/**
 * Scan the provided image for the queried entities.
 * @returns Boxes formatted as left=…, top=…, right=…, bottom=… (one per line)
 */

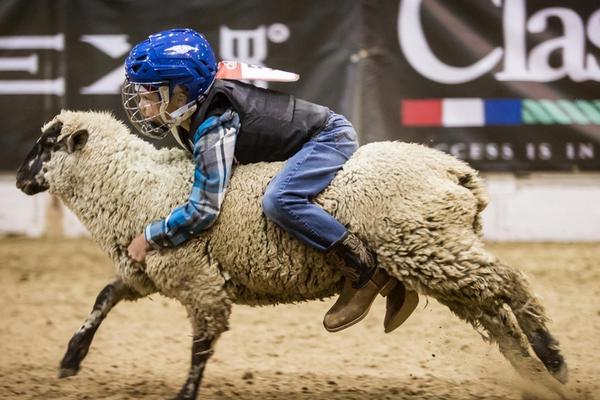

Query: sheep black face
left=16, top=121, right=88, bottom=195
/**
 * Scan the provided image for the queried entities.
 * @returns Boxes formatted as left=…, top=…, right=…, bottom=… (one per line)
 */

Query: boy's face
left=122, top=81, right=192, bottom=140
left=138, top=85, right=187, bottom=124
left=138, top=87, right=162, bottom=123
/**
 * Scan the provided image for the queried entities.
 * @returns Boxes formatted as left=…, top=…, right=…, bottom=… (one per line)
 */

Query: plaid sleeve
left=145, top=110, right=239, bottom=249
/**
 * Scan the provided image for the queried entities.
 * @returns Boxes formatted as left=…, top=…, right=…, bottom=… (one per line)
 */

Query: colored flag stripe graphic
left=401, top=99, right=600, bottom=127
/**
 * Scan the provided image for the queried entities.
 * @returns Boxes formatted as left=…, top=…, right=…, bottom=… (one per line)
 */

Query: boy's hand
left=128, top=233, right=152, bottom=263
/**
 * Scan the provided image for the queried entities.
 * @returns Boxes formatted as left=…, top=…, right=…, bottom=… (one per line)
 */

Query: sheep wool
left=40, top=110, right=565, bottom=390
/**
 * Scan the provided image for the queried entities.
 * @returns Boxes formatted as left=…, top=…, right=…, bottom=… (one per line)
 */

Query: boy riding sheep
left=122, top=28, right=418, bottom=333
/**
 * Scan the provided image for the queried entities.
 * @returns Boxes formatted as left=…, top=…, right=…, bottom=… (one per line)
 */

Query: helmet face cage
left=122, top=80, right=171, bottom=140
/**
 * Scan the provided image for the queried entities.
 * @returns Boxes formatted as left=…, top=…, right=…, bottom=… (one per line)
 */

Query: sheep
left=16, top=110, right=568, bottom=400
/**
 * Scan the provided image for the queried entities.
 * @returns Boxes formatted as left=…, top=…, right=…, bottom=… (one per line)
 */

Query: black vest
left=189, top=79, right=330, bottom=164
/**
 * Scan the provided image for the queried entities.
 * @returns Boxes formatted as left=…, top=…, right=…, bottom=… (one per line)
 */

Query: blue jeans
left=262, top=112, right=359, bottom=252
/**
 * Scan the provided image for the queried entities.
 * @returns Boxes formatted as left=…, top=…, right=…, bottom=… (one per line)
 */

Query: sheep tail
left=448, top=166, right=489, bottom=235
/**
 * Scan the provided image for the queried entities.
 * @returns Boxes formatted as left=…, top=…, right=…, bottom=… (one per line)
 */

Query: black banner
left=0, top=0, right=359, bottom=170
left=360, top=0, right=600, bottom=171
left=1, top=0, right=599, bottom=171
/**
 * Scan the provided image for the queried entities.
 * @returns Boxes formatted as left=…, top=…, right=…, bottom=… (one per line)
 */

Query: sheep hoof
left=528, top=329, right=568, bottom=384
left=552, top=363, right=569, bottom=385
left=172, top=385, right=198, bottom=400
left=173, top=393, right=195, bottom=400
left=58, top=367, right=78, bottom=379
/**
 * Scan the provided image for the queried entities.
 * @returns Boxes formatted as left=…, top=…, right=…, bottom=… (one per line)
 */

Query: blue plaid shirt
left=145, top=110, right=240, bottom=249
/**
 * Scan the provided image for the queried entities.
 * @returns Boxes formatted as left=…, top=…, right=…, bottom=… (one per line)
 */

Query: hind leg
left=497, top=265, right=568, bottom=383
left=526, top=328, right=568, bottom=383
left=478, top=304, right=545, bottom=377
left=440, top=299, right=567, bottom=397
left=479, top=304, right=568, bottom=397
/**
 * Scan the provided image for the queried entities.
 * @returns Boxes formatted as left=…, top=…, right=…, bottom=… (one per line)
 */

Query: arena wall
left=480, top=173, right=600, bottom=241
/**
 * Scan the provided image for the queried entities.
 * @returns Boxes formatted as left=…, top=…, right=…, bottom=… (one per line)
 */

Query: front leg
left=174, top=335, right=216, bottom=400
left=173, top=296, right=231, bottom=400
left=59, top=278, right=144, bottom=378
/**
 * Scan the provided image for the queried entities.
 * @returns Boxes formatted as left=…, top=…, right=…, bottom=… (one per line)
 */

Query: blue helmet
left=123, top=28, right=217, bottom=141
left=125, top=28, right=217, bottom=102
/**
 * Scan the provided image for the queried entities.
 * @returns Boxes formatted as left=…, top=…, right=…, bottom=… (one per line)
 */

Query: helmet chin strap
left=158, top=85, right=198, bottom=150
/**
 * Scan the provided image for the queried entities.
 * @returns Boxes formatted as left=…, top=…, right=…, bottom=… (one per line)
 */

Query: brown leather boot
left=383, top=282, right=419, bottom=333
left=324, top=269, right=397, bottom=332
left=323, top=233, right=395, bottom=332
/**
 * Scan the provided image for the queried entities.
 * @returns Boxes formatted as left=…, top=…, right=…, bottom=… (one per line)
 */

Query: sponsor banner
left=359, top=0, right=600, bottom=171
left=0, top=0, right=358, bottom=171
left=1, top=0, right=599, bottom=171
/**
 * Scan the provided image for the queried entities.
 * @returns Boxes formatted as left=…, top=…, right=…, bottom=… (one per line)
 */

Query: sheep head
left=17, top=109, right=186, bottom=210
left=17, top=112, right=89, bottom=196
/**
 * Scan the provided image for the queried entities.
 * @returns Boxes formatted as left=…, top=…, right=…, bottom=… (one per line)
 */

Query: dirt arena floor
left=0, top=237, right=598, bottom=400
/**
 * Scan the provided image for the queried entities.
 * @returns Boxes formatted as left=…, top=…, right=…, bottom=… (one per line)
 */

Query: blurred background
left=1, top=0, right=599, bottom=240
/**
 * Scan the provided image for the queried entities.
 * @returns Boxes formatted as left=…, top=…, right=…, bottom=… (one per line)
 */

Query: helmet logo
left=165, top=45, right=198, bottom=55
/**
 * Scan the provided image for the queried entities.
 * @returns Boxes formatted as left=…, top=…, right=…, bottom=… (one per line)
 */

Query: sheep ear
left=67, top=129, right=88, bottom=153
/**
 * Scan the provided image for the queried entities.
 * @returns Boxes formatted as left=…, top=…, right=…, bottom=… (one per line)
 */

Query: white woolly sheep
left=16, top=110, right=568, bottom=400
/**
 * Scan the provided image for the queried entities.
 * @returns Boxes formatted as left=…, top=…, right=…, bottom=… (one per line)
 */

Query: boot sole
left=384, top=290, right=419, bottom=333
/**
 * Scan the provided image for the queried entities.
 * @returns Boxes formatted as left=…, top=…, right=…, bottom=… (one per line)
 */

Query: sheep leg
left=440, top=299, right=567, bottom=398
left=174, top=335, right=215, bottom=400
left=499, top=266, right=568, bottom=383
left=58, top=278, right=141, bottom=378
left=479, top=305, right=568, bottom=399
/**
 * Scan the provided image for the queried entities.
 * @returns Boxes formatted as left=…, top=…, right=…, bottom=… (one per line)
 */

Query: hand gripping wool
left=24, top=110, right=568, bottom=399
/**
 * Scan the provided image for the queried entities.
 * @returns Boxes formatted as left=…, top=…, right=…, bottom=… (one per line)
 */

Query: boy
left=123, top=28, right=416, bottom=333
